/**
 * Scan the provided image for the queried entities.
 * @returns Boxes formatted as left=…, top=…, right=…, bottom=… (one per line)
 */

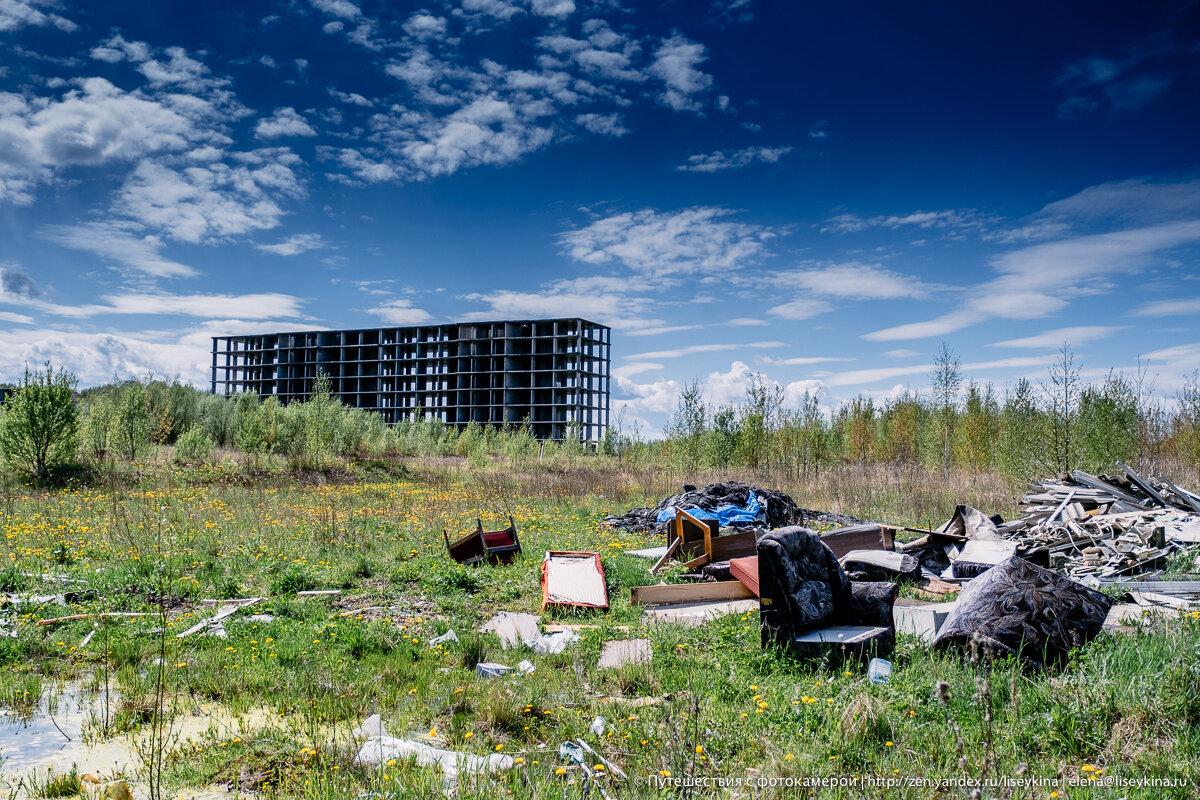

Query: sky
left=1, top=0, right=1199, bottom=436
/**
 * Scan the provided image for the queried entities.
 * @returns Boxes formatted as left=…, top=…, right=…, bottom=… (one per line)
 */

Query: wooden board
left=630, top=581, right=755, bottom=606
left=709, top=530, right=759, bottom=562
left=820, top=525, right=896, bottom=559
left=729, top=556, right=759, bottom=597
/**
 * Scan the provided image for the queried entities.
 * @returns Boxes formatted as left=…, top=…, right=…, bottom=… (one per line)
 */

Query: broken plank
left=680, top=553, right=710, bottom=570
left=37, top=612, right=149, bottom=627
left=630, top=581, right=754, bottom=607
left=297, top=590, right=341, bottom=596
left=176, top=597, right=263, bottom=638
left=649, top=537, right=682, bottom=575
left=708, top=530, right=759, bottom=562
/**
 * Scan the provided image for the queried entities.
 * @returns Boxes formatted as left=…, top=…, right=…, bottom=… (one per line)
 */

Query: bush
left=174, top=424, right=214, bottom=464
left=0, top=364, right=79, bottom=484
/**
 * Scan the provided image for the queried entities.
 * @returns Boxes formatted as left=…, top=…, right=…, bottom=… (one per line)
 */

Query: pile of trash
left=993, top=462, right=1200, bottom=581
left=603, top=481, right=859, bottom=533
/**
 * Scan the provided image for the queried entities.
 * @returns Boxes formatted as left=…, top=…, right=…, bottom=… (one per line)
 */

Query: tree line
left=647, top=344, right=1200, bottom=481
left=1, top=344, right=1198, bottom=485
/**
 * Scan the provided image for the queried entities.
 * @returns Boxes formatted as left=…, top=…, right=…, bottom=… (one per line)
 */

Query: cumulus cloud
left=676, top=145, right=792, bottom=172
left=560, top=207, right=774, bottom=277
left=367, top=297, right=434, bottom=325
left=0, top=76, right=225, bottom=204
left=575, top=112, right=628, bottom=137
left=648, top=34, right=713, bottom=112
left=403, top=11, right=447, bottom=39
left=309, top=0, right=361, bottom=20
left=255, top=107, right=318, bottom=138
left=0, top=0, right=76, bottom=33
left=111, top=152, right=304, bottom=244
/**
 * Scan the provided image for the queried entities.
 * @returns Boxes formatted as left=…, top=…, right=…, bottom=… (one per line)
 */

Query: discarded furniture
left=932, top=555, right=1112, bottom=667
left=820, top=524, right=896, bottom=559
left=757, top=526, right=898, bottom=662
left=541, top=551, right=608, bottom=611
left=729, top=556, right=759, bottom=596
left=630, top=581, right=754, bottom=606
left=893, top=598, right=955, bottom=643
left=443, top=516, right=521, bottom=565
left=839, top=550, right=920, bottom=581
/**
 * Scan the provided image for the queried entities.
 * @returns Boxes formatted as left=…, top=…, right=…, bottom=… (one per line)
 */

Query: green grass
left=0, top=460, right=1197, bottom=798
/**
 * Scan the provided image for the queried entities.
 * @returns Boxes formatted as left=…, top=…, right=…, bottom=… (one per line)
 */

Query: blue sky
left=1, top=0, right=1198, bottom=435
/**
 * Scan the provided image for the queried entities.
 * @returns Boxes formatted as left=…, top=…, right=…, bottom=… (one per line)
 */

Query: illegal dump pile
left=996, top=461, right=1200, bottom=580
left=603, top=471, right=1200, bottom=669
left=602, top=481, right=859, bottom=533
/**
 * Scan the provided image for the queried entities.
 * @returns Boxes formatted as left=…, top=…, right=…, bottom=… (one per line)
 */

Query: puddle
left=0, top=682, right=276, bottom=799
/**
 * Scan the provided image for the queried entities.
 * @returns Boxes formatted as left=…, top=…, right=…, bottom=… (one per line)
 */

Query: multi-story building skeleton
left=210, top=318, right=610, bottom=441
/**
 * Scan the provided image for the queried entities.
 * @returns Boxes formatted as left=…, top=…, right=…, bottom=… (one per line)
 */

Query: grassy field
left=1, top=459, right=1199, bottom=799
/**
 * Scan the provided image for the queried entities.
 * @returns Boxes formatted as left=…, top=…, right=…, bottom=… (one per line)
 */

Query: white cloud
left=0, top=0, right=75, bottom=32
left=403, top=11, right=448, bottom=38
left=255, top=233, right=326, bottom=256
left=824, top=355, right=1058, bottom=388
left=883, top=349, right=919, bottom=359
left=627, top=341, right=784, bottom=360
left=39, top=223, right=196, bottom=277
left=328, top=88, right=375, bottom=107
left=766, top=299, right=834, bottom=320
left=400, top=97, right=555, bottom=178
left=988, top=325, right=1125, bottom=348
left=760, top=356, right=854, bottom=366
left=367, top=298, right=434, bottom=325
left=561, top=207, right=774, bottom=277
left=821, top=208, right=994, bottom=236
left=777, top=263, right=933, bottom=299
left=727, top=317, right=768, bottom=327
left=112, top=153, right=303, bottom=244
left=676, top=146, right=792, bottom=172
left=862, top=311, right=976, bottom=342
left=0, top=311, right=34, bottom=324
left=648, top=35, right=713, bottom=113
left=0, top=318, right=316, bottom=386
left=464, top=276, right=660, bottom=331
left=865, top=218, right=1200, bottom=341
left=0, top=76, right=223, bottom=204
left=575, top=112, right=628, bottom=137
left=1133, top=297, right=1200, bottom=317
left=625, top=324, right=700, bottom=337
left=310, top=0, right=361, bottom=20
left=255, top=107, right=318, bottom=139
left=529, top=0, right=574, bottom=18
left=612, top=362, right=662, bottom=379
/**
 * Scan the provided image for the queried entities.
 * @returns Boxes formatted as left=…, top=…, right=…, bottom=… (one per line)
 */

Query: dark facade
left=210, top=318, right=610, bottom=441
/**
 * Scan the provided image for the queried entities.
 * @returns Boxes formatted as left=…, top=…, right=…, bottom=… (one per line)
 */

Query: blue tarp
left=655, top=492, right=764, bottom=528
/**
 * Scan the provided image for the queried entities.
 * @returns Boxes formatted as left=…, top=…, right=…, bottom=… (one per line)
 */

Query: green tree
left=666, top=380, right=707, bottom=471
left=997, top=378, right=1041, bottom=479
left=0, top=364, right=79, bottom=483
left=1043, top=343, right=1081, bottom=473
left=1077, top=371, right=1139, bottom=472
left=929, top=341, right=962, bottom=477
left=113, top=381, right=153, bottom=462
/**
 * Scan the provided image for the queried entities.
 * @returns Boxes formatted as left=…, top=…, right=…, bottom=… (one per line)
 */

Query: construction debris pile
left=603, top=481, right=859, bottom=533
left=995, top=461, right=1200, bottom=582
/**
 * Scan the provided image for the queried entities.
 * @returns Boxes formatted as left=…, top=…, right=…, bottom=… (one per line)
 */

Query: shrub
left=0, top=364, right=79, bottom=484
left=174, top=424, right=214, bottom=464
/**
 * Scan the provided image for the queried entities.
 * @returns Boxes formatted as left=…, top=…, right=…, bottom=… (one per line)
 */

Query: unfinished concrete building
left=210, top=318, right=611, bottom=441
